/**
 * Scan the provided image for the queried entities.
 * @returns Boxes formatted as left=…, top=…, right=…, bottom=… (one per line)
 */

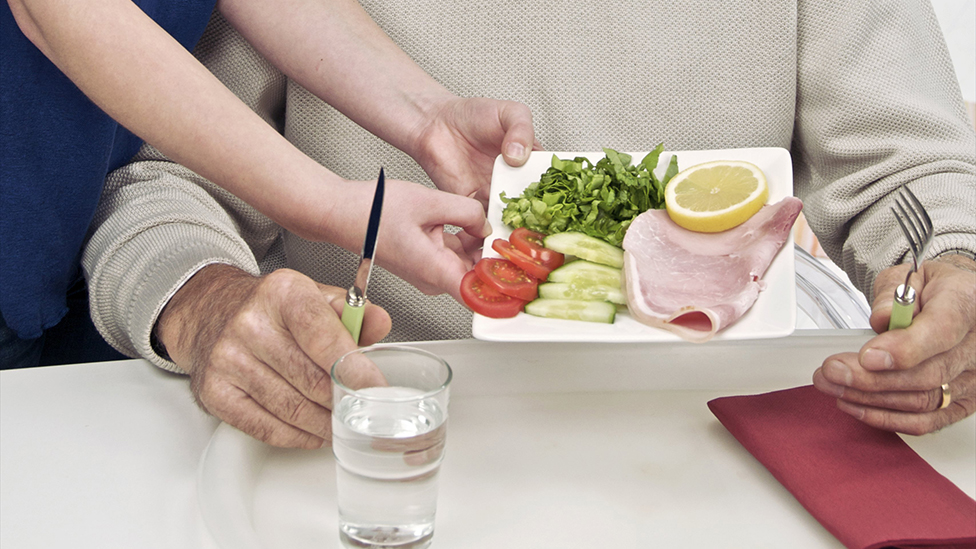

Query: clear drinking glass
left=331, top=345, right=452, bottom=549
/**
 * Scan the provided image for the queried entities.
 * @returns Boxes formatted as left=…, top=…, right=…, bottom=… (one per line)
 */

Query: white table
left=2, top=333, right=974, bottom=548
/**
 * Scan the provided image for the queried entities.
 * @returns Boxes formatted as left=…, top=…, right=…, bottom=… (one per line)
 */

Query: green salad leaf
left=500, top=145, right=679, bottom=247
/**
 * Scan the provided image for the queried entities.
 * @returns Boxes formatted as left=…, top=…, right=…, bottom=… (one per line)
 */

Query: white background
left=932, top=0, right=976, bottom=103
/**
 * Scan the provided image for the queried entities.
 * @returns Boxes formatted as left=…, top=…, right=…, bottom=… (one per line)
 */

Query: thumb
left=869, top=264, right=914, bottom=333
left=498, top=101, right=536, bottom=167
left=319, top=284, right=392, bottom=347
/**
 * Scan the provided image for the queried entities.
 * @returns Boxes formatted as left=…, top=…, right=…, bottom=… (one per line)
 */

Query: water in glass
left=333, top=386, right=447, bottom=548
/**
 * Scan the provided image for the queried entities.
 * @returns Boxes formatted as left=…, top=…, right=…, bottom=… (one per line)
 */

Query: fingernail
left=861, top=348, right=893, bottom=370
left=824, top=360, right=854, bottom=386
left=506, top=142, right=526, bottom=161
left=482, top=219, right=493, bottom=237
left=836, top=399, right=865, bottom=420
left=814, top=371, right=845, bottom=398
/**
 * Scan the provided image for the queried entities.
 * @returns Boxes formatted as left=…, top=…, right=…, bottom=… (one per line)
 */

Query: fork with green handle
left=888, top=186, right=933, bottom=330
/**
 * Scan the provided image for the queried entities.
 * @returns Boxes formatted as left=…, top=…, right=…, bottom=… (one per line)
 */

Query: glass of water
left=331, top=345, right=452, bottom=549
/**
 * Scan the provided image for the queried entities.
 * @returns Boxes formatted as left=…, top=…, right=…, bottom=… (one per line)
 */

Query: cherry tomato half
left=459, top=269, right=526, bottom=318
left=491, top=239, right=554, bottom=281
left=474, top=257, right=538, bottom=301
left=509, top=228, right=565, bottom=271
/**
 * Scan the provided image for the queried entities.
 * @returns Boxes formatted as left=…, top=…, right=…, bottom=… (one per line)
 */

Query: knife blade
left=341, top=168, right=385, bottom=344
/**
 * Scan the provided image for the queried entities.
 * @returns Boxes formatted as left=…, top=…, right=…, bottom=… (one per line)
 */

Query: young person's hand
left=412, top=96, right=541, bottom=208
left=366, top=178, right=493, bottom=301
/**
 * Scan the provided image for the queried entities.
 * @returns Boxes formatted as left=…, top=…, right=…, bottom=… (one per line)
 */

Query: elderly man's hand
left=155, top=264, right=391, bottom=448
left=813, top=254, right=976, bottom=435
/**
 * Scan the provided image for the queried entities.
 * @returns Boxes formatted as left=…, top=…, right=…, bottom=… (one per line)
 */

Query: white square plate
left=472, top=147, right=797, bottom=342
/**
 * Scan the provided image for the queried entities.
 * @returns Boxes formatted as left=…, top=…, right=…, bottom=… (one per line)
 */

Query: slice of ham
left=622, top=197, right=803, bottom=342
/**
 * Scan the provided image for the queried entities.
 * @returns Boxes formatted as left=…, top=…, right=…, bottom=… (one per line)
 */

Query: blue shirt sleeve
left=0, top=0, right=218, bottom=338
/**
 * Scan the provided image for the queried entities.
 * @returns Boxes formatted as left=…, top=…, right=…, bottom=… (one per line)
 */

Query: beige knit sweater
left=83, top=1, right=976, bottom=371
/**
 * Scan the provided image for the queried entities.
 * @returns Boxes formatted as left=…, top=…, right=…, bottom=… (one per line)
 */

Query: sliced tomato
left=474, top=257, right=538, bottom=301
left=459, top=269, right=526, bottom=318
left=491, top=239, right=554, bottom=281
left=509, top=228, right=565, bottom=271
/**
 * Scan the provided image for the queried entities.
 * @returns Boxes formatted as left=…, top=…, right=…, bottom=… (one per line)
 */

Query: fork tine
left=888, top=186, right=933, bottom=329
left=893, top=200, right=922, bottom=260
left=901, top=186, right=933, bottom=256
left=892, top=206, right=920, bottom=271
left=901, top=186, right=932, bottom=228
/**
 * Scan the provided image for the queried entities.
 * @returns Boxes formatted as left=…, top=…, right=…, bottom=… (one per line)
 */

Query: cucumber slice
left=547, top=260, right=622, bottom=288
left=524, top=298, right=617, bottom=324
left=538, top=282, right=626, bottom=305
left=543, top=232, right=624, bottom=268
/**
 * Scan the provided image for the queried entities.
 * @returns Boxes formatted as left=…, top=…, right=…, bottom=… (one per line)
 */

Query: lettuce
left=500, top=145, right=678, bottom=247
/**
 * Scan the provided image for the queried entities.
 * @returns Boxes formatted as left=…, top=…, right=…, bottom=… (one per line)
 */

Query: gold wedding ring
left=938, top=383, right=951, bottom=410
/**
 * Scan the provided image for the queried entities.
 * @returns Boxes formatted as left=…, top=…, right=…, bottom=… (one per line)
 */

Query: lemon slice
left=664, top=160, right=768, bottom=233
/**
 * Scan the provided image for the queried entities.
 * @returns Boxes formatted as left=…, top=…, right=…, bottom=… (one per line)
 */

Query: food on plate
left=459, top=270, right=527, bottom=318
left=523, top=258, right=625, bottom=321
left=499, top=145, right=678, bottom=246
left=491, top=238, right=560, bottom=280
left=524, top=298, right=617, bottom=324
left=509, top=227, right=565, bottom=267
left=476, top=149, right=794, bottom=336
left=547, top=259, right=622, bottom=288
left=460, top=232, right=558, bottom=319
left=664, top=160, right=769, bottom=233
left=460, top=231, right=625, bottom=322
left=543, top=231, right=624, bottom=268
left=622, top=197, right=803, bottom=342
left=474, top=258, right=538, bottom=302
left=538, top=282, right=626, bottom=305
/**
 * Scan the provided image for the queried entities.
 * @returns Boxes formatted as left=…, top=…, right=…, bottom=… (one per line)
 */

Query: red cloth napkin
left=708, top=385, right=976, bottom=549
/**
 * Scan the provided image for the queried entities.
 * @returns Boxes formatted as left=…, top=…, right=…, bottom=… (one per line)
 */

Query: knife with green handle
left=341, top=168, right=385, bottom=344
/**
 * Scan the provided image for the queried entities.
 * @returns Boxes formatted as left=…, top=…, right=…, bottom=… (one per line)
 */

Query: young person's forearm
left=217, top=0, right=454, bottom=158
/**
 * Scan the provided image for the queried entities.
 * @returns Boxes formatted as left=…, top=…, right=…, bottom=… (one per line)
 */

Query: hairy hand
left=156, top=264, right=391, bottom=448
left=813, top=254, right=976, bottom=435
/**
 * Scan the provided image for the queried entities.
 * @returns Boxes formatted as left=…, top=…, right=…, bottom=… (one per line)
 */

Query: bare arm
left=7, top=0, right=343, bottom=240
left=8, top=0, right=535, bottom=237
left=216, top=0, right=537, bottom=201
left=217, top=0, right=449, bottom=156
left=14, top=0, right=535, bottom=301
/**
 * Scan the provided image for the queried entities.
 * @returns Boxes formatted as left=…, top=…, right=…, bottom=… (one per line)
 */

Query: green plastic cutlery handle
left=341, top=301, right=365, bottom=345
left=888, top=284, right=916, bottom=331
